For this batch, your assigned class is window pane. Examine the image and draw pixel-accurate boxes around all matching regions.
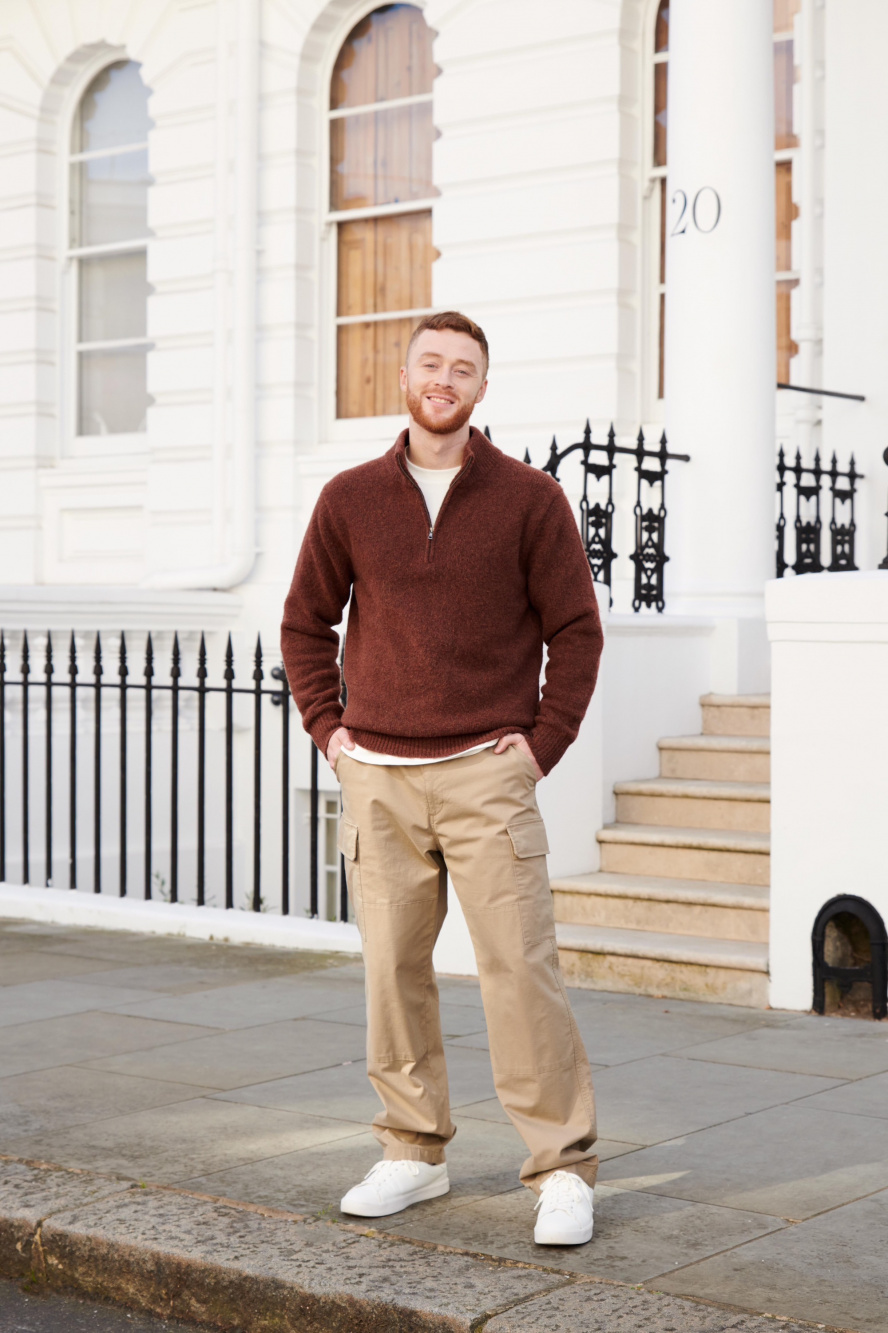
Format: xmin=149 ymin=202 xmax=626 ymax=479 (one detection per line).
xmin=72 ymin=149 xmax=149 ymax=246
xmin=775 ymin=160 xmax=795 ymax=271
xmin=774 ymin=39 xmax=798 ymax=149
xmin=74 ymin=61 xmax=149 ymax=153
xmin=654 ymin=62 xmax=668 ymax=167
xmin=773 ymin=0 xmax=801 ymax=34
xmin=78 ymin=346 xmax=151 ymax=435
xmin=655 ymin=1 xmax=669 ymax=53
xmin=78 ymin=251 xmax=148 ymax=343
xmin=331 ymin=5 xmax=434 ymax=110
xmin=331 ymin=103 xmax=434 ymax=210
xmin=337 ymin=315 xmax=417 ymax=418
xmin=776 ymin=278 xmax=799 ymax=383
xmin=337 ymin=212 xmax=432 ymax=317
xmin=658 ymin=179 xmax=666 ymax=286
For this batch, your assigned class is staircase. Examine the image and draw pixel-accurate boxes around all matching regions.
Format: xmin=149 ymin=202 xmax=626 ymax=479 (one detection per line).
xmin=554 ymin=695 xmax=771 ymax=1007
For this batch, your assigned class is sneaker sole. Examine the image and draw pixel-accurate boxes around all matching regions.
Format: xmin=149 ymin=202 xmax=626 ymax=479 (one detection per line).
xmin=534 ymin=1222 xmax=594 ymax=1246
xmin=340 ymin=1176 xmax=450 ymax=1218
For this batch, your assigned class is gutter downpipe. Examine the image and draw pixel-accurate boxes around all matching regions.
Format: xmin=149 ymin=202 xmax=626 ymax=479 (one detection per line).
xmin=142 ymin=0 xmax=258 ymax=591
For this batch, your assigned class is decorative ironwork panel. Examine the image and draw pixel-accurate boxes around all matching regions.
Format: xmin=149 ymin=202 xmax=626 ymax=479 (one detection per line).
xmin=776 ymin=447 xmax=863 ymax=578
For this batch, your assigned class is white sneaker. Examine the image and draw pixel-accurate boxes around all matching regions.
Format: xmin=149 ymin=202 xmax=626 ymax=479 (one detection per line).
xmin=533 ymin=1170 xmax=594 ymax=1245
xmin=340 ymin=1160 xmax=450 ymax=1217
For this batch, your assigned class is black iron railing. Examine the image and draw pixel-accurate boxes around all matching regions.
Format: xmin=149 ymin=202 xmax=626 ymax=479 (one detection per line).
xmin=515 ymin=422 xmax=689 ymax=612
xmin=0 ymin=630 xmax=301 ymax=915
xmin=775 ymin=447 xmax=863 ymax=577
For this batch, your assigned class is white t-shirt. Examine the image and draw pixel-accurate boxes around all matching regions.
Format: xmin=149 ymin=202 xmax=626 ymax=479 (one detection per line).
xmin=346 ymin=451 xmax=496 ymax=767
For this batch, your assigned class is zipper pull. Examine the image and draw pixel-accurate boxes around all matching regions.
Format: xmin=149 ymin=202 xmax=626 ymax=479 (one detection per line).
xmin=428 ymin=527 xmax=434 ymax=541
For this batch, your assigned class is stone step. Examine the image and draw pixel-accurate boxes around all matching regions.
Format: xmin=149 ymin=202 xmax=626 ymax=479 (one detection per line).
xmin=659 ymin=734 xmax=770 ymax=783
xmin=614 ymin=776 xmax=770 ymax=833
xmin=556 ymin=920 xmax=769 ymax=1006
xmin=551 ymin=870 xmax=769 ymax=942
xmin=597 ymin=823 xmax=770 ymax=887
xmin=701 ymin=692 xmax=771 ymax=738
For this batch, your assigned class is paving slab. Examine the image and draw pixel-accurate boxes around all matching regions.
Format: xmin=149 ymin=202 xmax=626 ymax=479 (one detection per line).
xmin=0 ymin=1067 xmax=215 ymax=1138
xmin=797 ymin=1068 xmax=888 ymax=1120
xmin=185 ymin=1114 xmax=527 ymax=1218
xmin=676 ymin=1023 xmax=888 ymax=1080
xmin=0 ymin=1012 xmax=217 ymax=1079
xmin=82 ymin=1017 xmax=369 ymax=1089
xmin=591 ymin=1053 xmax=841 ymax=1145
xmin=217 ymin=1042 xmax=498 ymax=1121
xmin=6 ymin=1097 xmax=369 ymax=1185
xmin=656 ymin=1186 xmax=888 ymax=1333
xmin=602 ymin=1103 xmax=888 ymax=1218
xmin=108 ymin=975 xmax=370 ymax=1030
xmin=0 ymin=1159 xmax=130 ymax=1280
xmin=379 ymin=1183 xmax=785 ymax=1286
xmin=0 ymin=979 xmax=162 ymax=1029
xmin=37 ymin=1186 xmax=566 ymax=1333
xmin=485 ymin=1278 xmax=819 ymax=1332
xmin=0 ymin=951 xmax=122 ymax=987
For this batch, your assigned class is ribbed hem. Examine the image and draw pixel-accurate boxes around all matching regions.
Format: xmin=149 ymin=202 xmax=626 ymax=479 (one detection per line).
xmin=348 ymin=726 xmax=525 ymax=760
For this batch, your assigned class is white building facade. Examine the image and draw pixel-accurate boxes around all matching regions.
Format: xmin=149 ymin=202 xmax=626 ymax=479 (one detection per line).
xmin=1 ymin=0 xmax=887 ymax=1006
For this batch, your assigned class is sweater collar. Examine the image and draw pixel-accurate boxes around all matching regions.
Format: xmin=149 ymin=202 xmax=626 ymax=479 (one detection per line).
xmin=391 ymin=425 xmax=497 ymax=481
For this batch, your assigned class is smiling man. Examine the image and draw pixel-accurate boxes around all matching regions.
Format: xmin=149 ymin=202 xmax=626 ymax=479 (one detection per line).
xmin=281 ymin=311 xmax=604 ymax=1246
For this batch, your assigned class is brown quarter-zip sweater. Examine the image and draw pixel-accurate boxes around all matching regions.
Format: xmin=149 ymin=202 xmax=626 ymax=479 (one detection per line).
xmin=281 ymin=427 xmax=604 ymax=776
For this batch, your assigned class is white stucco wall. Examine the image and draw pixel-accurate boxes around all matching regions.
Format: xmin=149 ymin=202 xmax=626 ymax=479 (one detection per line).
xmin=767 ymin=571 xmax=888 ymax=1011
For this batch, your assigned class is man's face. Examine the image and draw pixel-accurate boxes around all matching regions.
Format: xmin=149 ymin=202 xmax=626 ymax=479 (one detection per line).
xmin=400 ymin=329 xmax=488 ymax=435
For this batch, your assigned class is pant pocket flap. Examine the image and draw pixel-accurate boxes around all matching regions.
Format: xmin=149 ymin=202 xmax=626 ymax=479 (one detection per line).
xmin=507 ymin=818 xmax=549 ymax=858
xmin=338 ymin=819 xmax=358 ymax=861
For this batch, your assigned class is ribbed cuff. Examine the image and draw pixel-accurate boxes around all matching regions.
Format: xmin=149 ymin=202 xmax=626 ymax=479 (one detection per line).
xmin=310 ymin=711 xmax=344 ymax=763
xmin=527 ymin=726 xmax=570 ymax=776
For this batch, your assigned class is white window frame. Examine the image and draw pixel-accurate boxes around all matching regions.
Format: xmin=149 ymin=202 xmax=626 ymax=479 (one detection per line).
xmin=641 ymin=0 xmax=668 ymax=420
xmin=319 ymin=0 xmax=435 ymax=442
xmin=60 ymin=55 xmax=152 ymax=458
xmin=774 ymin=14 xmax=801 ymax=385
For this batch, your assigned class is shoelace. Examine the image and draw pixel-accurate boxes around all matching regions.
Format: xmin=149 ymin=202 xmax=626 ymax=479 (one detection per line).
xmin=363 ymin=1159 xmax=421 ymax=1186
xmin=533 ymin=1171 xmax=589 ymax=1214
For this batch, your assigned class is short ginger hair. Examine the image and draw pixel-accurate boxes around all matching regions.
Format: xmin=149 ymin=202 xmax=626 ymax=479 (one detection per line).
xmin=406 ymin=311 xmax=489 ymax=374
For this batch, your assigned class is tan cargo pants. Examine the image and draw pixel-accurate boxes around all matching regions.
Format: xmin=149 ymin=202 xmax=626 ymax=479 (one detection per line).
xmin=336 ymin=743 xmax=598 ymax=1193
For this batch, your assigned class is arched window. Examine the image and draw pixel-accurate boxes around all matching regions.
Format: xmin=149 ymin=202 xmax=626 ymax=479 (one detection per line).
xmin=774 ymin=0 xmax=801 ymax=384
xmin=650 ymin=0 xmax=668 ymax=401
xmin=69 ymin=60 xmax=151 ymax=437
xmin=329 ymin=4 xmax=437 ymax=419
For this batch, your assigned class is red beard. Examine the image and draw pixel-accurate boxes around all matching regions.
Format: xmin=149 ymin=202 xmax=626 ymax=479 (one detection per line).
xmin=405 ymin=386 xmax=476 ymax=436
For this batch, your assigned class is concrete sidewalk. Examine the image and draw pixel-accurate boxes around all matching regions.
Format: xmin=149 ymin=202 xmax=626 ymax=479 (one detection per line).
xmin=1 ymin=918 xmax=886 ymax=1332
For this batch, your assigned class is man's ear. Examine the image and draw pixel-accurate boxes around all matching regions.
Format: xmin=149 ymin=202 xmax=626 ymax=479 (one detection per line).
xmin=399 ymin=365 xmax=408 ymax=392
xmin=475 ymin=378 xmax=488 ymax=405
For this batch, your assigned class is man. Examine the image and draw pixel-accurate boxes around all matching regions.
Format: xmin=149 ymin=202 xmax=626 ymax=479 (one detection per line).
xmin=282 ymin=311 xmax=604 ymax=1245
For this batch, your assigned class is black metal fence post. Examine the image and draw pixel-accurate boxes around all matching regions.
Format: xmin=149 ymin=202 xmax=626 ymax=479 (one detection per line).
xmin=44 ymin=633 xmax=52 ymax=886
xmin=92 ymin=633 xmax=101 ymax=893
xmin=309 ymin=742 xmax=319 ymax=918
xmin=252 ymin=635 xmax=263 ymax=912
xmin=118 ymin=633 xmax=127 ymax=897
xmin=144 ymin=634 xmax=153 ymax=899
xmin=21 ymin=632 xmax=29 ymax=884
xmin=270 ymin=664 xmax=290 ymax=916
xmin=68 ymin=633 xmax=76 ymax=890
xmin=170 ymin=633 xmax=180 ymax=904
xmin=196 ymin=633 xmax=207 ymax=907
xmin=224 ymin=633 xmax=234 ymax=911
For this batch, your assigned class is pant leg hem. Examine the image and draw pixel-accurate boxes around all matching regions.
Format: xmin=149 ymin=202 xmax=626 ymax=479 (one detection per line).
xmin=522 ymin=1157 xmax=599 ymax=1195
xmin=383 ymin=1145 xmax=447 ymax=1166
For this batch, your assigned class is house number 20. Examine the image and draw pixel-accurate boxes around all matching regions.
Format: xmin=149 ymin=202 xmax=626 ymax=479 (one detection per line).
xmin=671 ymin=187 xmax=721 ymax=235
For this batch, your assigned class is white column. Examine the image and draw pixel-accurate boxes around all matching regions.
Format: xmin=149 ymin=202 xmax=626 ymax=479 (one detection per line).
xmin=664 ymin=0 xmax=775 ymax=684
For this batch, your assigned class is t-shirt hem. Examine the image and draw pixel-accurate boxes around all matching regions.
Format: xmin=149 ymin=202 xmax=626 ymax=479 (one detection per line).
xmin=347 ymin=727 xmax=527 ymax=760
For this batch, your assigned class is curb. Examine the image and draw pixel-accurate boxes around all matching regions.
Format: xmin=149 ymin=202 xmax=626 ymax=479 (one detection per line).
xmin=0 ymin=1155 xmax=848 ymax=1333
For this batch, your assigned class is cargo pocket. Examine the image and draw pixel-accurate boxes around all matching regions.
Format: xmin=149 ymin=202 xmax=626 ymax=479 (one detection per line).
xmin=507 ymin=818 xmax=553 ymax=947
xmin=337 ymin=819 xmax=364 ymax=939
